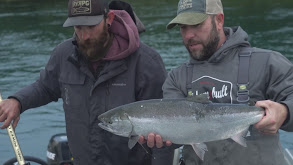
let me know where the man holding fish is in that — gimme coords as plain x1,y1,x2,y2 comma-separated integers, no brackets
139,0,293,164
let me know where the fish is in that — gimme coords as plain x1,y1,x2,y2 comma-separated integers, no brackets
98,94,264,160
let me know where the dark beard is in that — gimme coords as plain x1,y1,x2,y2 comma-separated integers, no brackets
76,20,110,62
189,18,220,61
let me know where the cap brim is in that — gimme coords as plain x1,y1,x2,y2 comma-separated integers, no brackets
63,15,104,27
166,12,209,29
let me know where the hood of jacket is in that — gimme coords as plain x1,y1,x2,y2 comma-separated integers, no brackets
190,26,250,64
103,10,140,61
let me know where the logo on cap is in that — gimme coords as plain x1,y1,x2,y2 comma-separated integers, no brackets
72,0,92,15
179,0,192,11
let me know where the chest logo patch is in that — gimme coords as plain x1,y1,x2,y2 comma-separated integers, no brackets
191,76,233,103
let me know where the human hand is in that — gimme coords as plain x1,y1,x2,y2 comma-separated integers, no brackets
254,100,288,134
138,133,172,148
0,98,21,129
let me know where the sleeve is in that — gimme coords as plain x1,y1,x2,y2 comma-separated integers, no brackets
135,45,167,101
163,68,187,99
264,51,293,131
9,47,62,113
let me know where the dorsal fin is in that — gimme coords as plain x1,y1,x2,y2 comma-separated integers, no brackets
187,93,211,104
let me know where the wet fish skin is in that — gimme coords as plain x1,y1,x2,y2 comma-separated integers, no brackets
98,95,264,160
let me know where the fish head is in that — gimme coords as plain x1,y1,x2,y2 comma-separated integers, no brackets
98,112,133,137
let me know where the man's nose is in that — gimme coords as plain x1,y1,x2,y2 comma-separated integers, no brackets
183,27,196,40
80,29,91,41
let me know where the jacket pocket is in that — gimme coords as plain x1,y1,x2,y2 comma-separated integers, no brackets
58,72,87,109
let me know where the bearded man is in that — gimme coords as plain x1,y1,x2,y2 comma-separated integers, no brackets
0,0,168,164
140,0,293,165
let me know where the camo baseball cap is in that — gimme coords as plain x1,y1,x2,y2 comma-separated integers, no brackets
167,0,223,29
63,0,109,27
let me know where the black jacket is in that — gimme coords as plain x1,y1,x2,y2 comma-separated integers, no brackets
12,38,168,164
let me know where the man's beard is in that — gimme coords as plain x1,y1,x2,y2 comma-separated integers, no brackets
76,21,110,62
186,18,220,61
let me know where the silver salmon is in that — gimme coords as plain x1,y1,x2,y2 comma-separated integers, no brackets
98,95,264,160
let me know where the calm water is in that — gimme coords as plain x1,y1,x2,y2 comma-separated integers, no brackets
0,0,293,163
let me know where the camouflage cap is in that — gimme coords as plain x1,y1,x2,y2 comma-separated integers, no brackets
167,0,223,29
63,0,109,27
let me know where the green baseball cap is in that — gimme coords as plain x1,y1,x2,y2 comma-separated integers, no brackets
167,0,223,29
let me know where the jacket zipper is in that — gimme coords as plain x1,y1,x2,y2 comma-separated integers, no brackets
105,83,110,112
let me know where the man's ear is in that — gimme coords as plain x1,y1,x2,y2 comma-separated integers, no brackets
215,13,224,30
106,11,115,26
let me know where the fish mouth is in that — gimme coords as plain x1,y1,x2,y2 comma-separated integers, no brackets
97,115,103,121
98,122,113,132
98,122,129,137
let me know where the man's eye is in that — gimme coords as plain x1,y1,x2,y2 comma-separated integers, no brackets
75,26,82,30
179,25,186,29
88,25,96,29
194,24,201,28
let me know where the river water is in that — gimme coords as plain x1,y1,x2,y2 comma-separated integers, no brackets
0,0,293,164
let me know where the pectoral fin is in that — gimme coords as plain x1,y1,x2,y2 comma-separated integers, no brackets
128,135,140,149
191,143,208,161
231,128,248,147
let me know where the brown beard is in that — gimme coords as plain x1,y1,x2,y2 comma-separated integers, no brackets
187,17,220,61
76,19,111,62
